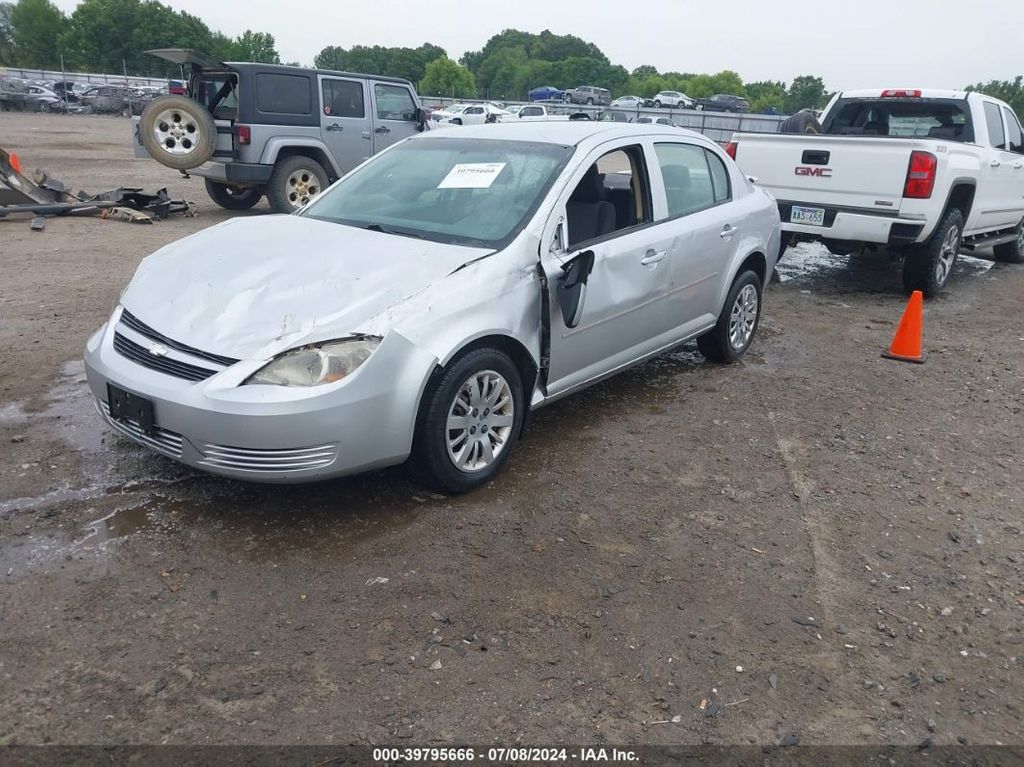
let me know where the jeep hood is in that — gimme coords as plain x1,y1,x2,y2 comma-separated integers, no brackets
119,215,491,359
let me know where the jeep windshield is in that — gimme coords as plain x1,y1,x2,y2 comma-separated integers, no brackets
302,138,572,247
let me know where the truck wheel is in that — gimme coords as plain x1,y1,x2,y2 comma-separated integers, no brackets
139,95,217,170
266,156,329,213
204,179,263,210
902,209,964,297
992,219,1024,264
697,270,762,363
780,109,821,134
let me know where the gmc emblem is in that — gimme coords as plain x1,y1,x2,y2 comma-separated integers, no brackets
795,166,833,177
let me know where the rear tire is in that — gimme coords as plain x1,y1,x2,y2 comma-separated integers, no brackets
410,348,525,494
586,98,594,105
204,179,263,210
654,100,662,108
697,270,762,363
902,208,964,297
780,109,822,134
139,95,217,170
992,219,1024,264
265,156,329,213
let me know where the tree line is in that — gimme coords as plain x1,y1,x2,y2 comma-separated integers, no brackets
1,3,1021,116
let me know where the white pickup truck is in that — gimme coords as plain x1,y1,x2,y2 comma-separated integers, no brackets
728,89,1024,295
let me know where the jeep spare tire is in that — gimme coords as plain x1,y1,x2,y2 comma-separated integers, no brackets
139,95,217,170
780,109,822,134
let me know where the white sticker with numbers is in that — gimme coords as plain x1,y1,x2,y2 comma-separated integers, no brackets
437,163,507,189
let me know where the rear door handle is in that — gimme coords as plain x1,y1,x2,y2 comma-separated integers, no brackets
375,125,391,134
720,225,737,240
640,249,666,266
1014,161,1023,169
990,159,1002,167
325,123,343,132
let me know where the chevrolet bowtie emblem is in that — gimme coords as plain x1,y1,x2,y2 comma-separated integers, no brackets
148,343,169,357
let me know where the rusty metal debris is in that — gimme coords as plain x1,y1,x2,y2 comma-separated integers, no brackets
0,147,194,223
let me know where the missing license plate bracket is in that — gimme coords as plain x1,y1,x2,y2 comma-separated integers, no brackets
106,383,156,435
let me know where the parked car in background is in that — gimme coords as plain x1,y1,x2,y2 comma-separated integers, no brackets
528,85,563,101
135,48,427,214
566,85,611,106
610,95,645,110
597,110,632,122
431,103,475,124
508,104,567,121
729,88,1024,295
696,94,751,113
86,121,780,492
653,91,695,109
167,79,187,95
80,85,149,116
24,84,62,112
446,102,511,125
636,116,675,126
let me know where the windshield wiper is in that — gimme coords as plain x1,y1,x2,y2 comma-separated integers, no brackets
365,222,422,239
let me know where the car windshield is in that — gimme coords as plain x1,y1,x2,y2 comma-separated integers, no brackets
302,138,572,247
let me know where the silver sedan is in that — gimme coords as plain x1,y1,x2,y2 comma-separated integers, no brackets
84,122,781,492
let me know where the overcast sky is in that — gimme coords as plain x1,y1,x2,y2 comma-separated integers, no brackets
53,0,1019,89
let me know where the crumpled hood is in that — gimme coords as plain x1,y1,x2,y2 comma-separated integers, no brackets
120,215,490,359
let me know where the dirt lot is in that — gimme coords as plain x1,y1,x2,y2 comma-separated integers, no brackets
1,112,1022,749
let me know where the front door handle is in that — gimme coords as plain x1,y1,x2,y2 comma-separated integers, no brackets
325,123,343,132
361,131,371,140
640,249,666,266
1014,161,1023,169
375,125,391,134
990,159,1002,167
720,224,737,240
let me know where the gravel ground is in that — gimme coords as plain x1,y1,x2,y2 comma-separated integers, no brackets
0,112,1022,748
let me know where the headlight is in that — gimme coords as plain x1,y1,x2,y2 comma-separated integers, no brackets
244,337,380,387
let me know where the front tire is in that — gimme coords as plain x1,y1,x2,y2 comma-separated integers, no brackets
586,98,594,105
204,179,263,210
410,348,525,494
992,219,1024,264
654,100,662,108
902,208,964,297
697,270,763,363
266,156,329,213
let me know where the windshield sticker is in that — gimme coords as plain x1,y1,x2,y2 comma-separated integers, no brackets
438,163,507,189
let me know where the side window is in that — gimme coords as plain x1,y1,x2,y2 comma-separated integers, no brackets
983,101,1006,149
523,107,542,117
565,146,652,248
465,107,484,115
321,79,364,118
705,149,731,203
1003,107,1023,154
374,84,417,121
256,73,311,114
654,143,717,217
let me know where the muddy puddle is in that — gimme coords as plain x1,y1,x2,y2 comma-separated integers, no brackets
0,335,723,574
776,240,994,291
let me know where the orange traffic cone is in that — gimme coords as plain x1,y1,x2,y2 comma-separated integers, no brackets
9,152,22,174
882,290,925,363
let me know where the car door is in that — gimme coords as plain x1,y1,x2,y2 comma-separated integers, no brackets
370,82,421,151
978,100,1019,231
1000,106,1024,226
318,76,372,172
648,141,738,325
539,140,684,396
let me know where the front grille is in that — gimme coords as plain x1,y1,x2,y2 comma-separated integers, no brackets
113,332,217,382
199,443,337,473
98,400,183,458
120,310,239,367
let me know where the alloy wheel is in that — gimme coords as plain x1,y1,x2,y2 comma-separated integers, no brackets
445,370,515,472
935,225,961,286
728,284,759,350
153,109,200,156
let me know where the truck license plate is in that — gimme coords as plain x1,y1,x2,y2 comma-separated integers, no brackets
790,205,825,226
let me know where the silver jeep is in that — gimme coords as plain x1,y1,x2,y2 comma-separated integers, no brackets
134,49,428,213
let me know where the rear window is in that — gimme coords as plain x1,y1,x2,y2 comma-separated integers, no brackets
256,73,311,114
824,97,974,142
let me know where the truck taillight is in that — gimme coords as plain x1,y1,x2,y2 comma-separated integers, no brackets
725,141,738,160
881,89,922,98
234,125,251,145
904,151,937,199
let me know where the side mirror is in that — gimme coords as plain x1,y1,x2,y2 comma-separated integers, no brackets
558,250,595,328
415,107,427,132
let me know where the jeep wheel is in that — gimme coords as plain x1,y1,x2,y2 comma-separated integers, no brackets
266,156,329,213
204,179,263,210
139,95,217,171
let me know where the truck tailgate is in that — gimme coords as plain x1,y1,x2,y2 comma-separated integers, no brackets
734,134,918,212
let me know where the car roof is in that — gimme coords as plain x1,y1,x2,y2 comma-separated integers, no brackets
415,121,713,149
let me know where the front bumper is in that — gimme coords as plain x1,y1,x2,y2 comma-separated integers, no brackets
83,311,437,483
777,201,927,245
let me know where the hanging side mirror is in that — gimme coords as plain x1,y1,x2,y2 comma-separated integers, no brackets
558,250,595,328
